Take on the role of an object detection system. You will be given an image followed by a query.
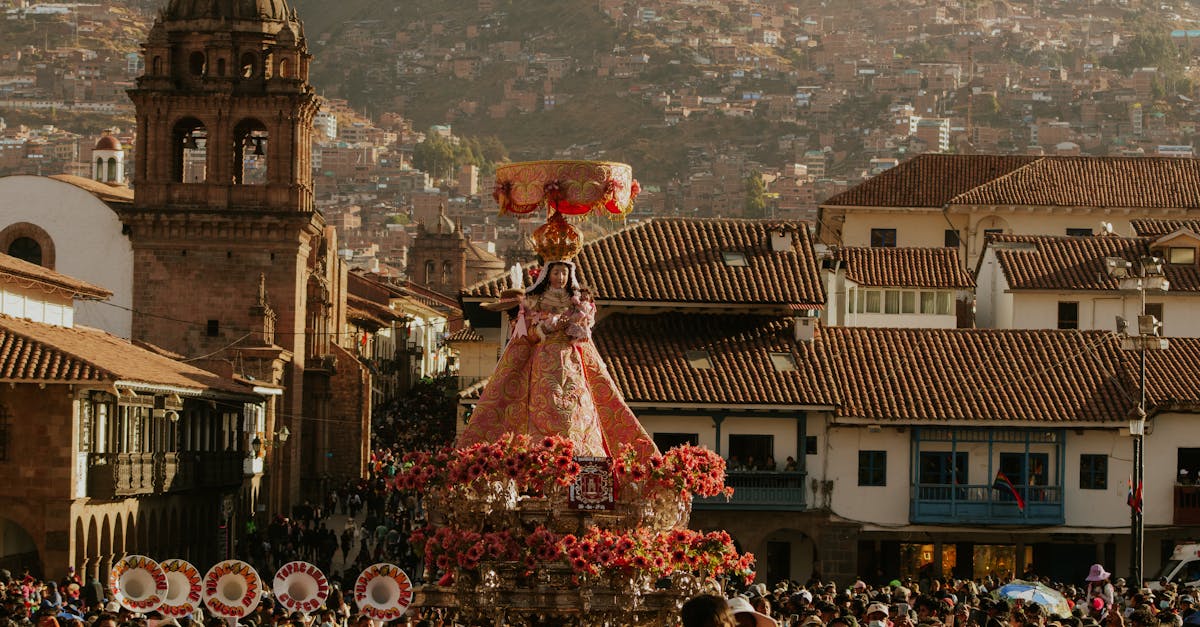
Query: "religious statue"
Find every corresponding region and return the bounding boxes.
[456,211,657,460]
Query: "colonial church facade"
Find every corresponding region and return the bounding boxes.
[121,0,366,515]
[0,0,371,578]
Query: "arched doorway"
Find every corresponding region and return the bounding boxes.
[0,517,41,578]
[763,529,817,587]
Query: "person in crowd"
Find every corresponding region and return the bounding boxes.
[682,594,739,627]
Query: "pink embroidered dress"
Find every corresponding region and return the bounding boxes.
[457,286,657,460]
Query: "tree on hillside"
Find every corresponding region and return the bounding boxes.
[413,134,455,180]
[744,170,767,219]
[1102,28,1183,76]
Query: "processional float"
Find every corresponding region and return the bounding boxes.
[398,161,752,626]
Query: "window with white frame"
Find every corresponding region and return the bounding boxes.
[847,288,955,316]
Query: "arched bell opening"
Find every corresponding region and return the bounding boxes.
[233,118,268,185]
[172,118,208,183]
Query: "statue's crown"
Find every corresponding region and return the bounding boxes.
[531,212,582,262]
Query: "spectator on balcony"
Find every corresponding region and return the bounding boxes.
[765,456,778,471]
[785,457,799,472]
[1179,469,1192,486]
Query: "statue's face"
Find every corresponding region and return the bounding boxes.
[549,264,570,288]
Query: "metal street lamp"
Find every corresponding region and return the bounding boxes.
[1111,255,1170,588]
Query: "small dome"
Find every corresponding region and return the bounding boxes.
[94,135,121,151]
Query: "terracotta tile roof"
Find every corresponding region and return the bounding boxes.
[953,157,1200,208]
[823,155,1200,209]
[48,174,134,204]
[463,218,825,307]
[347,294,401,330]
[1145,337,1200,407]
[0,314,249,394]
[446,326,484,343]
[832,247,974,288]
[821,154,1040,208]
[459,314,836,405]
[593,313,837,407]
[989,234,1200,292]
[1130,219,1200,237]
[821,326,1134,423]
[0,252,111,300]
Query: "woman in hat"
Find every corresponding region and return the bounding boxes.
[1086,564,1115,616]
[456,232,657,460]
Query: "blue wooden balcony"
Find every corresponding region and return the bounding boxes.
[695,471,808,511]
[910,483,1064,525]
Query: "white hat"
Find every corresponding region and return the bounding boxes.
[1087,564,1112,582]
[104,601,121,613]
[727,596,779,627]
[866,603,891,618]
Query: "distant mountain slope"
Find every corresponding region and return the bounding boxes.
[288,0,785,183]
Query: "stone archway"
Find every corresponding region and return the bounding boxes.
[99,516,112,579]
[86,517,99,580]
[0,517,41,577]
[74,518,86,574]
[113,513,125,563]
[762,529,818,587]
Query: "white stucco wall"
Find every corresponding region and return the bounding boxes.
[838,211,965,250]
[0,175,133,337]
[838,207,1177,268]
[1143,413,1200,526]
[1063,429,1132,527]
[1001,292,1200,336]
[722,416,801,463]
[638,414,718,451]
[843,311,957,329]
[819,422,1196,530]
[825,425,911,525]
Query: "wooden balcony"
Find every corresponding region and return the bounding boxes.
[910,483,1064,525]
[87,451,244,500]
[1174,485,1200,525]
[694,471,808,511]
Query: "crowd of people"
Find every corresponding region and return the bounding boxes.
[686,564,1200,627]
[0,377,461,627]
[8,376,1198,627]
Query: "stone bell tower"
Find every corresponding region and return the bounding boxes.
[121,0,327,512]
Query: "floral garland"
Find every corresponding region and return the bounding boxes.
[612,443,734,500]
[392,435,753,589]
[395,434,579,497]
[410,523,753,583]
